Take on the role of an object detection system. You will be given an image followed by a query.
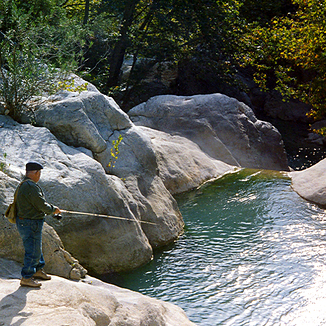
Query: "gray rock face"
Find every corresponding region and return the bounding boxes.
[0,258,196,326]
[0,115,154,274]
[129,94,289,172]
[0,79,290,275]
[31,90,185,249]
[95,126,185,246]
[34,91,132,153]
[290,158,326,207]
[137,126,235,194]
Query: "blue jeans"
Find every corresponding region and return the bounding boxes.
[16,218,45,279]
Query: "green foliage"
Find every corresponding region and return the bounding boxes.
[2,0,326,132]
[0,153,8,172]
[133,0,244,66]
[63,0,102,22]
[241,0,326,127]
[240,0,295,25]
[0,0,86,121]
[84,0,247,96]
[80,13,120,91]
[314,127,326,137]
[107,135,123,169]
[0,37,57,120]
[136,2,214,56]
[56,79,88,93]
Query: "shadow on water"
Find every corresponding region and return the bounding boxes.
[100,169,326,326]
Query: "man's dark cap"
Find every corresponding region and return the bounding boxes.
[26,162,43,171]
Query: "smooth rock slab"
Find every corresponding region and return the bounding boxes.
[25,82,185,249]
[33,91,132,153]
[290,158,326,206]
[137,126,236,194]
[95,126,185,247]
[0,258,196,326]
[129,94,289,171]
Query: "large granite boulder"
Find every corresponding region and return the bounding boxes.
[290,158,326,207]
[1,77,291,274]
[0,258,196,326]
[129,94,289,172]
[30,82,288,199]
[32,90,132,153]
[0,115,155,274]
[135,126,236,194]
[27,88,184,249]
[94,126,185,245]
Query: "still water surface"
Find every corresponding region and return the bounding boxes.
[114,169,326,325]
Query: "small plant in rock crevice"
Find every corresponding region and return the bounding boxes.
[56,79,88,93]
[0,153,9,173]
[107,134,123,170]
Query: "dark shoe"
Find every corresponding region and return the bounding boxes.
[20,277,42,288]
[33,269,51,280]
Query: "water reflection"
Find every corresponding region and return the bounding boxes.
[109,169,326,326]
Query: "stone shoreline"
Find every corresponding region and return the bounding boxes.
[0,75,324,325]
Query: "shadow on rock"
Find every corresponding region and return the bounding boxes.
[0,286,39,326]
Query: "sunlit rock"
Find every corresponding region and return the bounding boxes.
[290,158,326,206]
[0,258,195,326]
[129,94,289,172]
[135,126,236,194]
[0,115,153,274]
[28,84,185,249]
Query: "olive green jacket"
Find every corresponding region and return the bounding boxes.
[16,177,56,219]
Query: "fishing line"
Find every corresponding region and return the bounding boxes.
[60,209,157,225]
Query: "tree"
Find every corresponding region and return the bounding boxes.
[61,0,102,25]
[241,0,326,133]
[0,0,85,121]
[107,0,140,88]
[92,0,245,91]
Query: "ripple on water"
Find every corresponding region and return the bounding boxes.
[106,169,326,326]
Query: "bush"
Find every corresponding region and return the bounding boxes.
[0,1,85,121]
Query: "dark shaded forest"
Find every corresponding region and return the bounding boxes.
[1,0,325,138]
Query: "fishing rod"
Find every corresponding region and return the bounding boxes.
[59,209,157,225]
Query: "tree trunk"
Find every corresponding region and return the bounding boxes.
[107,0,139,88]
[83,0,90,25]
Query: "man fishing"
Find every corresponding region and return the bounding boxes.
[16,162,61,288]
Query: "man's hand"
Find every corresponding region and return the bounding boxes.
[54,208,61,215]
[53,207,62,220]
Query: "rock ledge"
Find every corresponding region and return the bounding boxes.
[0,258,195,326]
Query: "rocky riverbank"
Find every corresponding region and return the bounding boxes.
[0,258,195,326]
[1,75,324,325]
[0,76,289,276]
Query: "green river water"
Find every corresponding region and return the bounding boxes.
[110,169,326,325]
